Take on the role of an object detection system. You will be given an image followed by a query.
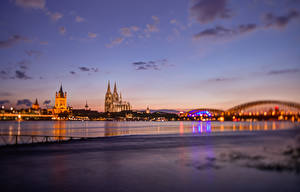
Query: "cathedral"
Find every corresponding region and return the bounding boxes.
[105,81,131,112]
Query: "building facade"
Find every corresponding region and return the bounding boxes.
[53,85,68,114]
[105,81,131,112]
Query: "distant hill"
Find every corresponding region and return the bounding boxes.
[149,109,181,114]
[136,109,182,114]
[152,109,180,114]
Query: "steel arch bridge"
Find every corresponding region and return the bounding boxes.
[226,100,300,113]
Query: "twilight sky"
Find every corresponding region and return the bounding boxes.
[0,0,300,111]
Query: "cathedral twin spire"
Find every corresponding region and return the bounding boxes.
[105,81,130,112]
[106,81,121,102]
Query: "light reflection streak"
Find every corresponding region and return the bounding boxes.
[192,123,195,133]
[17,121,21,135]
[179,122,184,135]
[220,124,224,132]
[192,121,212,134]
[264,121,268,130]
[272,121,276,130]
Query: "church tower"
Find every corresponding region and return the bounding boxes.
[32,98,40,110]
[85,100,89,110]
[113,82,119,102]
[54,84,68,114]
[105,81,113,112]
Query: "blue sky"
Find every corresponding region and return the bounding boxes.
[0,0,300,111]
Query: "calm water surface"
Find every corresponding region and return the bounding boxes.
[1,121,300,191]
[0,120,299,138]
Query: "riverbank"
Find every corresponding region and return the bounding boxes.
[0,129,300,192]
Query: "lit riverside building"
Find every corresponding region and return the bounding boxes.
[31,98,40,110]
[105,81,131,112]
[53,85,69,114]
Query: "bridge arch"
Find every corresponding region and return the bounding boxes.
[226,100,300,113]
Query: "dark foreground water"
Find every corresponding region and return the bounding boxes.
[0,121,300,191]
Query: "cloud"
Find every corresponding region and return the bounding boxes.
[263,9,299,28]
[152,15,160,24]
[78,67,99,72]
[168,19,187,42]
[13,0,65,24]
[70,71,76,75]
[88,32,97,38]
[121,28,132,37]
[145,24,159,33]
[208,77,237,82]
[0,70,10,79]
[0,35,29,48]
[194,24,257,39]
[131,26,139,32]
[91,68,99,72]
[25,50,42,57]
[17,99,32,107]
[75,16,85,23]
[106,37,124,48]
[59,26,66,35]
[0,100,10,105]
[267,68,300,75]
[13,0,46,9]
[79,67,90,71]
[43,100,51,105]
[15,70,32,79]
[109,16,158,46]
[17,60,31,70]
[190,0,231,24]
[1,59,32,80]
[47,11,63,21]
[120,26,140,38]
[238,24,257,33]
[170,19,186,30]
[144,16,160,35]
[132,59,172,71]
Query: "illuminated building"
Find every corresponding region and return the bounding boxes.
[146,106,150,114]
[105,81,131,112]
[53,85,69,114]
[32,98,40,110]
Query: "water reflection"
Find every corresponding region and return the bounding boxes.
[104,122,129,137]
[53,121,66,140]
[0,121,298,143]
[191,122,212,134]
[188,121,298,135]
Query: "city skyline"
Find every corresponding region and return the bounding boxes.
[1,0,300,111]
